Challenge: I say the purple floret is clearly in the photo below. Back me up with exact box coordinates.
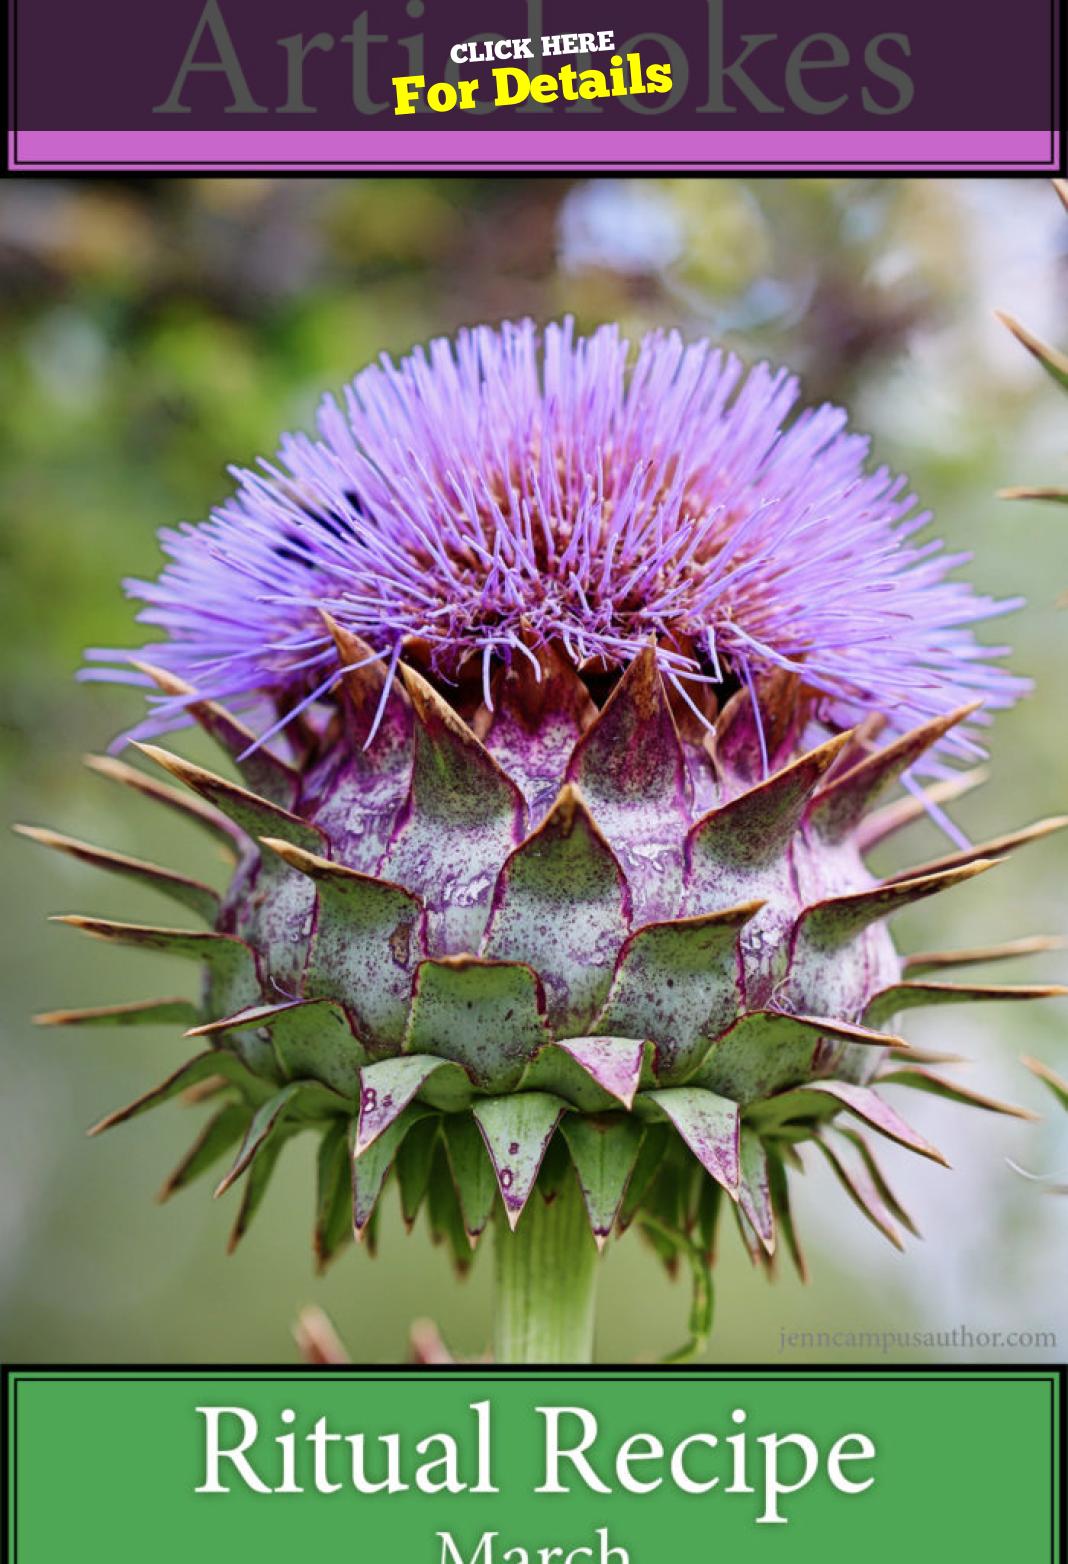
[83,318,1029,752]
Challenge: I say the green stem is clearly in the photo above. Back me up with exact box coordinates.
[493,1177,600,1364]
[638,1216,715,1363]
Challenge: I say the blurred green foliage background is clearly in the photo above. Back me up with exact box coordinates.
[1,176,1065,1365]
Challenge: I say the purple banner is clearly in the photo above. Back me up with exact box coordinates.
[7,0,1065,171]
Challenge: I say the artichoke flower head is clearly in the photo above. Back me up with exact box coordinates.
[25,320,1065,1316]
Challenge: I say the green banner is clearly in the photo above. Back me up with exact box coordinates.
[4,1368,1062,1562]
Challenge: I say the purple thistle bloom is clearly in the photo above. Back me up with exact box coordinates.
[83,318,1029,755]
[41,316,1064,1323]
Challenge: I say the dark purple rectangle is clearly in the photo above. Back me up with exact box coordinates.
[9,0,1061,133]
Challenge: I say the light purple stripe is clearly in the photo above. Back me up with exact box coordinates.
[9,129,1059,170]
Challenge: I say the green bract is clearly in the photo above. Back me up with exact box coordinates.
[24,637,1064,1297]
